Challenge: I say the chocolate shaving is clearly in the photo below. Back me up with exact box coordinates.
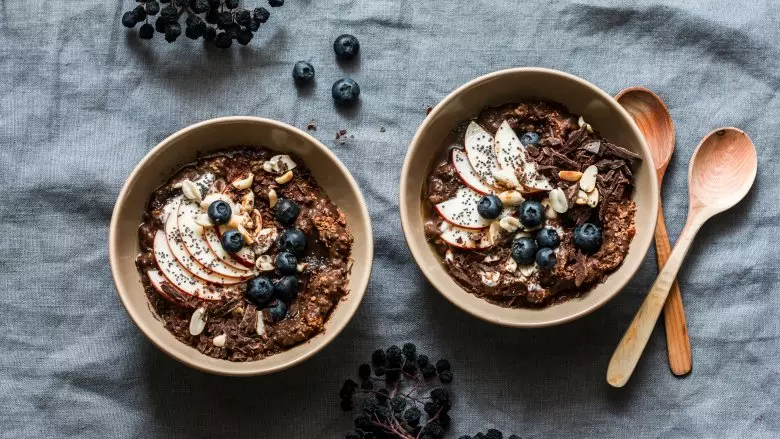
[559,126,588,154]
[542,147,580,169]
[565,183,580,205]
[581,140,601,154]
[603,142,641,160]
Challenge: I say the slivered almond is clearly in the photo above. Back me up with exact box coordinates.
[587,187,599,208]
[255,255,274,271]
[504,257,518,273]
[499,216,520,233]
[241,191,255,211]
[578,116,593,133]
[297,262,308,272]
[256,310,265,336]
[579,165,598,192]
[232,173,254,190]
[275,170,294,184]
[548,188,568,214]
[498,190,524,206]
[519,264,536,278]
[181,180,202,203]
[268,189,278,208]
[189,307,207,336]
[488,221,503,245]
[558,170,583,182]
[493,168,520,188]
[212,333,226,347]
[575,190,589,205]
[480,270,500,287]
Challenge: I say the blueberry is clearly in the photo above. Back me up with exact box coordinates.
[292,61,315,84]
[535,227,560,249]
[518,200,544,228]
[245,276,274,306]
[536,247,557,270]
[121,11,138,28]
[332,78,360,105]
[278,229,307,255]
[220,229,244,253]
[207,200,232,225]
[333,34,360,60]
[263,299,287,322]
[573,222,603,253]
[477,195,503,220]
[275,198,300,225]
[274,275,299,302]
[520,132,541,146]
[275,251,297,275]
[511,237,537,265]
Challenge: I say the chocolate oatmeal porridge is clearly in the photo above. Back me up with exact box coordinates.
[136,147,353,361]
[424,101,641,308]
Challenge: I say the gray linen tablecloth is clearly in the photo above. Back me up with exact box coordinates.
[2,0,778,437]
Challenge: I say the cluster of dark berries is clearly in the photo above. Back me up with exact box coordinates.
[339,343,453,439]
[121,0,283,47]
[291,34,361,106]
[459,430,521,439]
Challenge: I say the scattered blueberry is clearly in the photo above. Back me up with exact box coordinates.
[520,132,541,146]
[518,200,544,228]
[253,7,270,23]
[133,5,147,21]
[214,32,232,49]
[225,0,239,8]
[275,198,301,224]
[139,23,155,39]
[164,22,181,43]
[236,29,253,45]
[333,34,360,60]
[245,276,274,306]
[275,251,297,275]
[274,276,299,302]
[268,0,284,6]
[511,237,538,265]
[476,195,503,220]
[207,200,232,225]
[121,11,138,28]
[190,0,209,14]
[220,229,244,253]
[573,222,603,253]
[535,227,560,249]
[278,229,307,255]
[263,299,287,322]
[536,247,557,270]
[332,78,361,105]
[292,61,315,84]
[146,1,161,16]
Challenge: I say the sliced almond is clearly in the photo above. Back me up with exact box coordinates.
[504,257,518,273]
[268,189,278,208]
[488,221,503,245]
[519,264,537,278]
[275,170,294,185]
[579,165,598,192]
[493,168,520,188]
[480,270,500,287]
[587,187,599,208]
[237,223,254,245]
[268,155,297,173]
[541,199,558,220]
[578,115,593,133]
[484,254,501,263]
[189,307,207,336]
[212,333,226,347]
[180,179,202,203]
[251,208,263,231]
[193,213,213,227]
[558,170,583,182]
[253,228,278,254]
[498,190,524,206]
[255,255,274,271]
[241,191,255,212]
[575,190,589,205]
[297,262,308,272]
[256,310,265,336]
[262,161,276,173]
[232,173,254,190]
[548,188,568,214]
[499,216,521,233]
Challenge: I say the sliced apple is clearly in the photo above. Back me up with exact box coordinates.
[147,269,199,306]
[464,121,501,187]
[493,120,553,191]
[451,148,494,195]
[439,221,491,250]
[204,226,254,271]
[434,187,492,230]
[163,199,244,286]
[216,225,256,267]
[152,231,234,300]
[177,199,254,279]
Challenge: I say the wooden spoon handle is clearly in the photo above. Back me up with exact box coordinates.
[655,202,693,376]
[607,217,703,387]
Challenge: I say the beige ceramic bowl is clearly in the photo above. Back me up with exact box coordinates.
[110,117,373,376]
[400,68,658,327]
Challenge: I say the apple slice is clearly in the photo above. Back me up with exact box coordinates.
[204,226,254,271]
[451,148,494,195]
[146,269,199,306]
[215,225,256,268]
[439,221,491,250]
[163,199,244,286]
[494,120,553,191]
[177,199,255,279]
[152,231,235,300]
[464,121,501,188]
[434,187,494,230]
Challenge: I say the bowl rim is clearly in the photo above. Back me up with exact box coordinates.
[109,116,374,376]
[399,67,658,328]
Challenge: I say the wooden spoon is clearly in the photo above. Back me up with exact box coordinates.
[616,87,692,376]
[607,127,757,388]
